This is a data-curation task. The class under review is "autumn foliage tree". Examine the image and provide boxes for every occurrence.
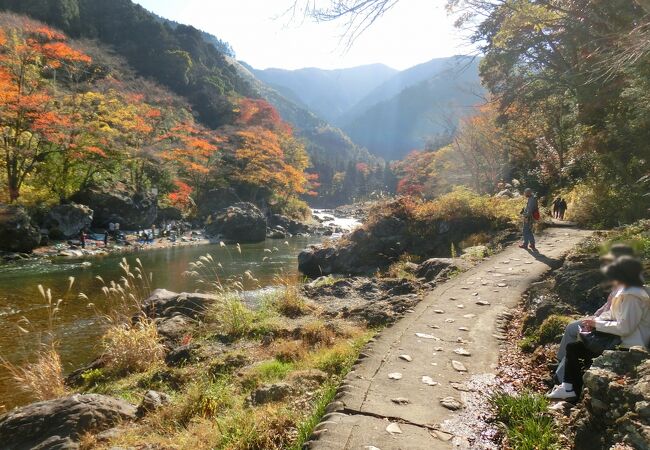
[0,17,91,202]
[0,15,316,221]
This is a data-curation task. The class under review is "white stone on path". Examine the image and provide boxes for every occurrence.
[388,372,403,380]
[463,314,476,319]
[456,304,465,309]
[434,309,445,314]
[476,300,491,306]
[452,360,468,372]
[399,354,413,362]
[440,396,463,411]
[454,348,471,356]
[415,332,438,339]
[421,376,438,386]
[386,423,403,434]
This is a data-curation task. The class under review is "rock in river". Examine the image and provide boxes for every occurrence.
[205,202,266,243]
[44,203,93,239]
[0,203,41,252]
[0,393,137,450]
[71,184,157,229]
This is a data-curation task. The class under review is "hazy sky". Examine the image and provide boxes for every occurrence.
[132,0,472,71]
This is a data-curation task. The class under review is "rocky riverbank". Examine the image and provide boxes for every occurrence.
[0,198,354,265]
[0,251,477,448]
[495,221,650,449]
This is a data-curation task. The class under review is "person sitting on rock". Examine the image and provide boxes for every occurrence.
[554,244,636,382]
[548,256,650,400]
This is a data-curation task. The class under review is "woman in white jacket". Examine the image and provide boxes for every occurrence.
[548,257,650,400]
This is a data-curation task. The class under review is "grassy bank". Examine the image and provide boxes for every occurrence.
[2,256,376,449]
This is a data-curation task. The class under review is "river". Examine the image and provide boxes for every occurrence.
[0,211,357,411]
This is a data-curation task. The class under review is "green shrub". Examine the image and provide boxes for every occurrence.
[206,293,256,338]
[81,368,107,387]
[519,315,572,353]
[491,391,560,450]
[242,360,294,390]
[564,181,649,228]
[176,379,238,425]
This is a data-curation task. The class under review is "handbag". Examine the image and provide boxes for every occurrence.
[577,330,622,355]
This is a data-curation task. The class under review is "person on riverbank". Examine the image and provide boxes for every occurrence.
[519,188,538,251]
[79,229,86,249]
[554,244,636,382]
[548,257,650,400]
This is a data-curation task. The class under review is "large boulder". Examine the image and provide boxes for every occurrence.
[142,289,218,320]
[298,204,495,277]
[0,204,41,252]
[157,206,183,222]
[44,203,93,239]
[205,202,266,243]
[198,187,241,218]
[268,214,311,235]
[0,393,137,450]
[574,347,650,450]
[71,185,157,230]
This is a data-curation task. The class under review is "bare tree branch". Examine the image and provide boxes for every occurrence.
[290,0,400,48]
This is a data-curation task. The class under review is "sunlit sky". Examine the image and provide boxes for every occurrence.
[132,0,473,71]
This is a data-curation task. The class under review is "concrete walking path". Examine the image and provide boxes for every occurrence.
[305,227,592,450]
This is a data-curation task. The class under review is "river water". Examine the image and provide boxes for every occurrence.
[0,212,358,410]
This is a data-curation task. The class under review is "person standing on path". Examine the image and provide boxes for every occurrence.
[558,198,568,220]
[552,197,561,218]
[519,188,538,251]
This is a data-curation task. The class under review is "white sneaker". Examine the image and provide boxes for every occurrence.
[546,385,577,400]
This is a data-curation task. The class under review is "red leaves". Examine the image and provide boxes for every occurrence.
[41,42,92,65]
[167,180,193,210]
[236,98,292,135]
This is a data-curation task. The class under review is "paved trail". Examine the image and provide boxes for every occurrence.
[306,227,592,450]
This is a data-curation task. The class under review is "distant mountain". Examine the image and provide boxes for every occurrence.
[342,57,484,160]
[233,59,379,170]
[253,64,398,123]
[338,56,474,125]
[251,56,484,161]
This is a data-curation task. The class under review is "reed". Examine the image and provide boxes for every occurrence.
[0,280,73,401]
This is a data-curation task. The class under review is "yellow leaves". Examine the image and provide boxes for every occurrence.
[491,0,564,49]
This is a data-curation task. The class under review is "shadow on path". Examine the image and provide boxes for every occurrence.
[527,249,563,269]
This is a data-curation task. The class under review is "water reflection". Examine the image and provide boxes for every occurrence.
[0,235,321,410]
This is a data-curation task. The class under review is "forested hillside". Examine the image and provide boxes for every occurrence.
[0,13,317,218]
[0,0,251,128]
[369,0,650,228]
[234,61,391,206]
[0,0,388,206]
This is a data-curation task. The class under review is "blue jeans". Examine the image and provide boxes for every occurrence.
[522,220,535,247]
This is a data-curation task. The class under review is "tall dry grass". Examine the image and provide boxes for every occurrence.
[101,319,165,374]
[85,258,164,374]
[0,281,73,401]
